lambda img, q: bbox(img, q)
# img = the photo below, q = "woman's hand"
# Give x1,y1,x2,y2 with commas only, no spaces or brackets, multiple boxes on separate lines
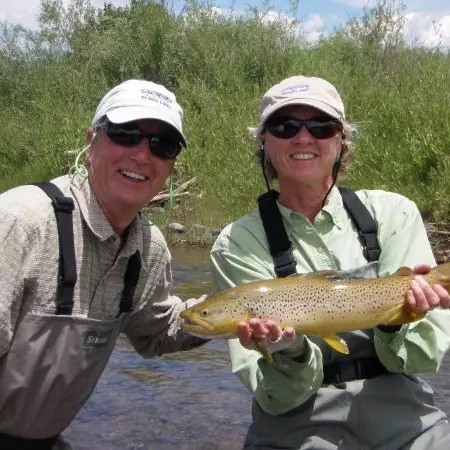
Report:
406,264,450,313
236,318,306,356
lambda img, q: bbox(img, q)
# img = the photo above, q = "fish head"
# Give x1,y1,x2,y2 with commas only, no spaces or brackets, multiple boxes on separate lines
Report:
180,292,250,339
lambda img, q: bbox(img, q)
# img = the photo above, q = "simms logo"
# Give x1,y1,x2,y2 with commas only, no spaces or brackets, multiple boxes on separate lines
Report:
83,330,111,348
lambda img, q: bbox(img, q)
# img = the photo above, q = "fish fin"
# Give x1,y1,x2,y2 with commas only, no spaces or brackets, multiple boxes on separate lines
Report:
328,262,379,280
254,340,274,363
323,335,350,354
381,303,425,326
394,266,414,276
290,270,337,279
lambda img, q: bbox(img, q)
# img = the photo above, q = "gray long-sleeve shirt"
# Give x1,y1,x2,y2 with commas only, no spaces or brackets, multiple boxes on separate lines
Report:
0,174,204,359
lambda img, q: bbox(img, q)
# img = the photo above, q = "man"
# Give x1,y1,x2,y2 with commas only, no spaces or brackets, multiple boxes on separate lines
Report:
0,79,206,449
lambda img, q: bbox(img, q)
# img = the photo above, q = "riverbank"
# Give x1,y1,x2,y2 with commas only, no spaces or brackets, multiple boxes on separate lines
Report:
156,212,450,264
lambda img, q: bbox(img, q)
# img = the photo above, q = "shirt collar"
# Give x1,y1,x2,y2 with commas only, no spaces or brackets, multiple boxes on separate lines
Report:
69,174,146,260
276,185,345,229
321,186,345,229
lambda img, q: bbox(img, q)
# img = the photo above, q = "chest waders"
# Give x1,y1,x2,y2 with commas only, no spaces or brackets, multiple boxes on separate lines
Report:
0,183,141,448
257,187,389,383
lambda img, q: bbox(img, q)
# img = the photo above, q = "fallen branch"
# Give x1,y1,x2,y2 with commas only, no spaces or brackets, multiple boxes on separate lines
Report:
174,177,197,193
429,230,450,236
150,191,190,203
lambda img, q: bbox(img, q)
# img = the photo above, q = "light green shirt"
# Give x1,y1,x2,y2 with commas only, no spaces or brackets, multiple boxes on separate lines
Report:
211,187,450,416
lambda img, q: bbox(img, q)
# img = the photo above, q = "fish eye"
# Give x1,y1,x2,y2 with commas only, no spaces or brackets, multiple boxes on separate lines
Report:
201,309,208,317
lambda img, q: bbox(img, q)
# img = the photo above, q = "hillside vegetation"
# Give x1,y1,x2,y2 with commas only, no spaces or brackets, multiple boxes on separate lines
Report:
1,0,449,229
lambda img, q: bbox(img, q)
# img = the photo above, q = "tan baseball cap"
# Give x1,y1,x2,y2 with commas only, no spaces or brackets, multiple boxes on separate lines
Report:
255,75,345,135
92,79,187,146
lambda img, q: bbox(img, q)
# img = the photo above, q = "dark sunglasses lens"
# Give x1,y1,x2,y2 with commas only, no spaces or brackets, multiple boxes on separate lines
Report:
267,118,341,140
107,128,142,147
307,122,341,139
105,124,182,159
149,137,181,159
267,120,300,139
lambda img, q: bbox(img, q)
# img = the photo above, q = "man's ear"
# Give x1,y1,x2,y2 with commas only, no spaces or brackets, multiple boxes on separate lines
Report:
86,127,96,144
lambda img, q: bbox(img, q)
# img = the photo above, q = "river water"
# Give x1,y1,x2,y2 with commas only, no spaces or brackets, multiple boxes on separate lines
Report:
65,247,450,449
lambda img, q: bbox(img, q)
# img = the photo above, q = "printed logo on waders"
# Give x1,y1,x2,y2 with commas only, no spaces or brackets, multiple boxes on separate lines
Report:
83,330,112,348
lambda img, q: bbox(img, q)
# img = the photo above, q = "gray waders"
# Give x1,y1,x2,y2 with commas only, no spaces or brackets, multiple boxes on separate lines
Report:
0,183,141,449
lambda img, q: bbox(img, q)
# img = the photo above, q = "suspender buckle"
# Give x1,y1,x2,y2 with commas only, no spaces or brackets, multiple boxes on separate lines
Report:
274,249,297,278
360,232,381,261
52,196,75,213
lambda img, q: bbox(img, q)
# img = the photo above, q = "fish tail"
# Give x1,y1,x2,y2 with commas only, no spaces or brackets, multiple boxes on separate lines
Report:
383,303,425,326
432,263,450,292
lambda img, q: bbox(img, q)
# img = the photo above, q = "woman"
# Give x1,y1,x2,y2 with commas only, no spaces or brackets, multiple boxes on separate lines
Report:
210,75,450,449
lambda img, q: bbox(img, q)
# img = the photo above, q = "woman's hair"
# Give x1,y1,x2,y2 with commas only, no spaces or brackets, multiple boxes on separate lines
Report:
255,120,357,184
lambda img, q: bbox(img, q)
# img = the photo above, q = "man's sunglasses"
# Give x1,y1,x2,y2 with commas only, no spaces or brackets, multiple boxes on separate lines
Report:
266,117,342,140
103,122,183,159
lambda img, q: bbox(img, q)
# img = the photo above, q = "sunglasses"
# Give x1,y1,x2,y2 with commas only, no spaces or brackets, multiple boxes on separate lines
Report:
103,122,183,159
266,117,342,140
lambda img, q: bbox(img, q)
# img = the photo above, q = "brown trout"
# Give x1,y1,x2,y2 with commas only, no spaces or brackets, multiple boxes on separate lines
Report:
181,263,450,362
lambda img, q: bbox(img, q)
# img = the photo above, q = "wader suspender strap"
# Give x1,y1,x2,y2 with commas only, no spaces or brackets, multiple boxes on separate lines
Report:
117,251,141,317
257,187,381,278
33,183,141,317
338,187,381,263
33,182,77,315
258,189,297,278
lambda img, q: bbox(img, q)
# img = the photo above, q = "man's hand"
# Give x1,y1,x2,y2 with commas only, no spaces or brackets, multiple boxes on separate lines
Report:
406,264,450,313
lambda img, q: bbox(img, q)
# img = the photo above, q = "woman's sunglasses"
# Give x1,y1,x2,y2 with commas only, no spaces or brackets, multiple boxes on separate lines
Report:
103,122,183,159
266,117,342,140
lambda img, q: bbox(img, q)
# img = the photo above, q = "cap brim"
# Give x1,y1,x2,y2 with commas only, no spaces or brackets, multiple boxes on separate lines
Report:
257,98,342,135
106,107,187,147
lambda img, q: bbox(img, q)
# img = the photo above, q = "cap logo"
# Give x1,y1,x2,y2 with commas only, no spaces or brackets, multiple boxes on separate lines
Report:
281,84,309,95
140,88,173,110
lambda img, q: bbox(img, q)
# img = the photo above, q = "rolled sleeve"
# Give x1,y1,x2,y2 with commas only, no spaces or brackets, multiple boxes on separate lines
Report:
124,239,206,357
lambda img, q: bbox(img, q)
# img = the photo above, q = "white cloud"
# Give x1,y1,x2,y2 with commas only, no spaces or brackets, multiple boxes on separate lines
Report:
0,0,41,28
404,12,450,49
0,0,126,29
259,9,296,27
302,14,325,43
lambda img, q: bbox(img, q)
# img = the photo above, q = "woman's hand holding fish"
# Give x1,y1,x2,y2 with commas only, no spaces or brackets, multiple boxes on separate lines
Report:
237,319,307,357
407,264,450,312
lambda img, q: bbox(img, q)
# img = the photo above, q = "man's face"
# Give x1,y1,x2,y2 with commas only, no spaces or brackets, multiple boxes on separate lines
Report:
86,119,180,227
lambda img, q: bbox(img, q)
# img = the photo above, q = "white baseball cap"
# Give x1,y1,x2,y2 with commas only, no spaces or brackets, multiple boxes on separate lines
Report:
255,75,345,135
92,79,187,146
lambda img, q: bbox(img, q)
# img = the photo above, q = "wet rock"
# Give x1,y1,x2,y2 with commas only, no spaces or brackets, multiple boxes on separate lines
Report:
169,222,186,233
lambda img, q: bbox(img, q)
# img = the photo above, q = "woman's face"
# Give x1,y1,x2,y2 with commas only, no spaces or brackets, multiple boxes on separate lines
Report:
263,105,342,188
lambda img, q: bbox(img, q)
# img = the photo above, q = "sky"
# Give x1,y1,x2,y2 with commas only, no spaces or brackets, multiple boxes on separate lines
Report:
1,0,450,49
